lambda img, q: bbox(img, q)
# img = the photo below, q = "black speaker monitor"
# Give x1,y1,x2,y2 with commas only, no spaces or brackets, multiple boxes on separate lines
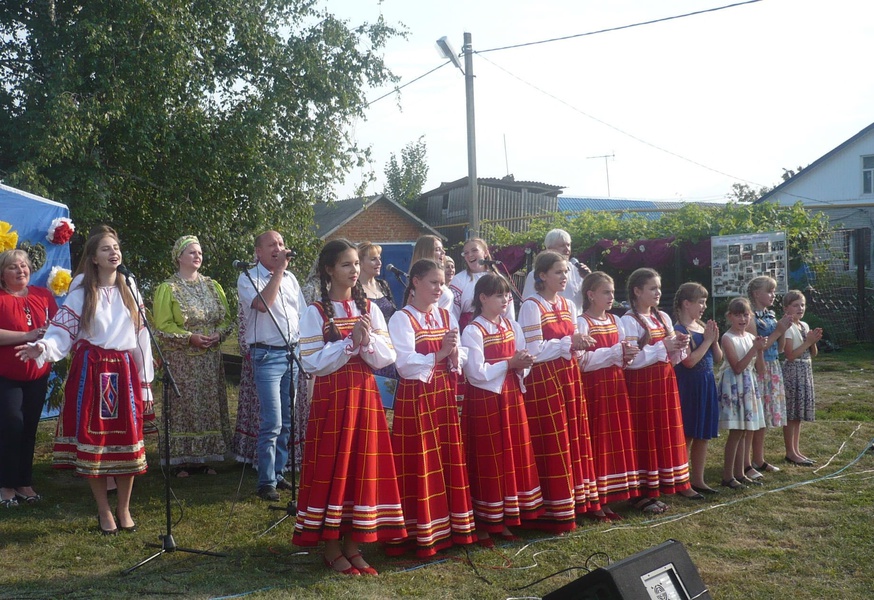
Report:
543,539,711,600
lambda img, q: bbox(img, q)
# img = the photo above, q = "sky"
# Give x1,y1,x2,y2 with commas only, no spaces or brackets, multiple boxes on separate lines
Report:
326,0,874,203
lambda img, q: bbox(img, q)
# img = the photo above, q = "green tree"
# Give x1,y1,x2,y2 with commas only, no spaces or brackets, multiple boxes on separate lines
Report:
727,182,773,204
1,0,402,294
383,136,429,206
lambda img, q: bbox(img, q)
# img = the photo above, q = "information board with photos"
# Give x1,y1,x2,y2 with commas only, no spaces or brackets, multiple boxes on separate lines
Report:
710,231,788,297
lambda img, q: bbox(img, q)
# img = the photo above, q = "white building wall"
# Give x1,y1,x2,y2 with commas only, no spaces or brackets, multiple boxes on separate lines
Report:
769,133,874,206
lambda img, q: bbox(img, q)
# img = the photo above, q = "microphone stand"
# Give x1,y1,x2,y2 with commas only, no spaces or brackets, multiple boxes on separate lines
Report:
123,270,224,575
488,261,523,304
389,269,408,288
237,264,308,537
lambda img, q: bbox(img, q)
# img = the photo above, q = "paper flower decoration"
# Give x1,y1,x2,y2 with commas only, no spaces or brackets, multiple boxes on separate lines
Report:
47,266,73,296
46,217,75,245
0,221,18,252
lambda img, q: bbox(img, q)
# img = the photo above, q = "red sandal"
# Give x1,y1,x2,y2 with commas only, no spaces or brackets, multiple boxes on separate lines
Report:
345,552,378,576
324,554,360,576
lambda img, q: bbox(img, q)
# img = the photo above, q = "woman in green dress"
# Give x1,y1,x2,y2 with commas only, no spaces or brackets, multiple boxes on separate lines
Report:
153,235,234,477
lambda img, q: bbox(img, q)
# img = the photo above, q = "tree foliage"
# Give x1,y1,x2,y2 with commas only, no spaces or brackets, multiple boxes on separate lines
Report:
383,136,429,206
1,0,402,294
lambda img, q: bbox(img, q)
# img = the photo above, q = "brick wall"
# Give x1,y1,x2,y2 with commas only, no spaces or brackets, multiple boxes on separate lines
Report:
326,198,433,243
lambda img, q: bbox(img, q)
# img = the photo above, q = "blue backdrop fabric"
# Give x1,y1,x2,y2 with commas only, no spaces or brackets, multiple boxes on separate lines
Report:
0,183,72,419
0,183,73,288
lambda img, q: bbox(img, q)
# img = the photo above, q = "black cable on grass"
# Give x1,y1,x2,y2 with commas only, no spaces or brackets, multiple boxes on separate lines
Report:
507,551,612,591
508,566,588,591
462,545,494,586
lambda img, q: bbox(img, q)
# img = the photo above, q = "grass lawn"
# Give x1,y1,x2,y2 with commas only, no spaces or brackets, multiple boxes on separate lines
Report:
2,344,872,599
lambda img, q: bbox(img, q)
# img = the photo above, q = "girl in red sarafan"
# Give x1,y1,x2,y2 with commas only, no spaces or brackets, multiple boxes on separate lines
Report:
386,258,475,558
461,273,543,546
577,272,641,521
16,230,153,535
517,251,600,532
621,268,700,515
294,239,405,576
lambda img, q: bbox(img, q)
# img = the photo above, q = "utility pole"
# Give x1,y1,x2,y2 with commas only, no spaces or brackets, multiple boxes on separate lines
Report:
463,32,479,238
437,32,479,239
587,152,615,197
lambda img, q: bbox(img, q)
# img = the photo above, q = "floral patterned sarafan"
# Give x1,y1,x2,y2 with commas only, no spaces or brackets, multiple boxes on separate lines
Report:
46,217,75,245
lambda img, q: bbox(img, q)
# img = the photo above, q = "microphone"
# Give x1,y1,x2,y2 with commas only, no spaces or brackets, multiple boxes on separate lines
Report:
285,250,297,260
478,259,502,267
385,264,408,278
232,259,256,270
569,257,591,275
117,264,134,279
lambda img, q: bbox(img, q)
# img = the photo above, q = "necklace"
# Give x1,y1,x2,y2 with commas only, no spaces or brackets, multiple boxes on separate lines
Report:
361,279,382,298
23,305,33,327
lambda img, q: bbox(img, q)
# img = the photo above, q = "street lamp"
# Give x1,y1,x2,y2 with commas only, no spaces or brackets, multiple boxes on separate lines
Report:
437,33,479,239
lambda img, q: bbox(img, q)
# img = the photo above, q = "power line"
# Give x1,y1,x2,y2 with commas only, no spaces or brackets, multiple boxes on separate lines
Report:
363,1,764,109
476,52,768,188
364,60,450,108
478,0,764,54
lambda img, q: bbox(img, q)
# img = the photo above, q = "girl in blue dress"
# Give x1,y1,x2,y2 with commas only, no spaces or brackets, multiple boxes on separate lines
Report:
673,283,723,494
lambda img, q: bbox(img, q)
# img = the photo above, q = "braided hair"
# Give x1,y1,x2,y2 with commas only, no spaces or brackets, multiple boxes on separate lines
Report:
747,275,776,308
403,259,442,307
626,267,668,347
317,239,368,342
673,282,708,328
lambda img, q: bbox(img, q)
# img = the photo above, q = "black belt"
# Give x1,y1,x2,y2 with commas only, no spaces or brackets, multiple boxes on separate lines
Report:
252,343,289,351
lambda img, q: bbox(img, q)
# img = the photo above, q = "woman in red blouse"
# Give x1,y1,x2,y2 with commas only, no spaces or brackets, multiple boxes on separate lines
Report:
0,250,58,507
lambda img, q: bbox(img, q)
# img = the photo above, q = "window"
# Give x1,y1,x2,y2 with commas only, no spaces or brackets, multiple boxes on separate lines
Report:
864,155,874,194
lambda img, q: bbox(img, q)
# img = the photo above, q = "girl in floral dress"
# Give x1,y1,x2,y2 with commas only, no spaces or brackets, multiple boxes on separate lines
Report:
717,297,767,490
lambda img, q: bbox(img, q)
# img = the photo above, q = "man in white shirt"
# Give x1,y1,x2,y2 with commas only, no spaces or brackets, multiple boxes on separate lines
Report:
521,228,590,315
237,231,306,501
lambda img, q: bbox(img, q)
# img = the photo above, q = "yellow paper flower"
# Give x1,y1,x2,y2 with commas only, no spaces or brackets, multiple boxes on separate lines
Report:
0,221,18,252
48,266,73,296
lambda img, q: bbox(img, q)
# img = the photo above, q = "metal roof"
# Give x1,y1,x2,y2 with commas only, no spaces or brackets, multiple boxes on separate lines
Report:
558,197,727,220
421,175,564,197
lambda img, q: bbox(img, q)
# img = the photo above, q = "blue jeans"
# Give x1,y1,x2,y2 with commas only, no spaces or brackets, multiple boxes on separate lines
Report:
252,347,295,489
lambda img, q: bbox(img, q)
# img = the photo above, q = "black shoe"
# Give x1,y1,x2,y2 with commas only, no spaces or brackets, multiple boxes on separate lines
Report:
691,485,720,495
14,490,42,504
116,513,137,533
97,515,118,536
720,478,745,490
257,485,280,501
275,479,294,492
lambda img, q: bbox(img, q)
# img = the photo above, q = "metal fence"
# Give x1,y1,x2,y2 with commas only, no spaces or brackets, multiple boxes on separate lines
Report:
806,228,872,345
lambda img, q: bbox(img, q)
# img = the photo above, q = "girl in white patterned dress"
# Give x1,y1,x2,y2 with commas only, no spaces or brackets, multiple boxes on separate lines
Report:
717,297,766,490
